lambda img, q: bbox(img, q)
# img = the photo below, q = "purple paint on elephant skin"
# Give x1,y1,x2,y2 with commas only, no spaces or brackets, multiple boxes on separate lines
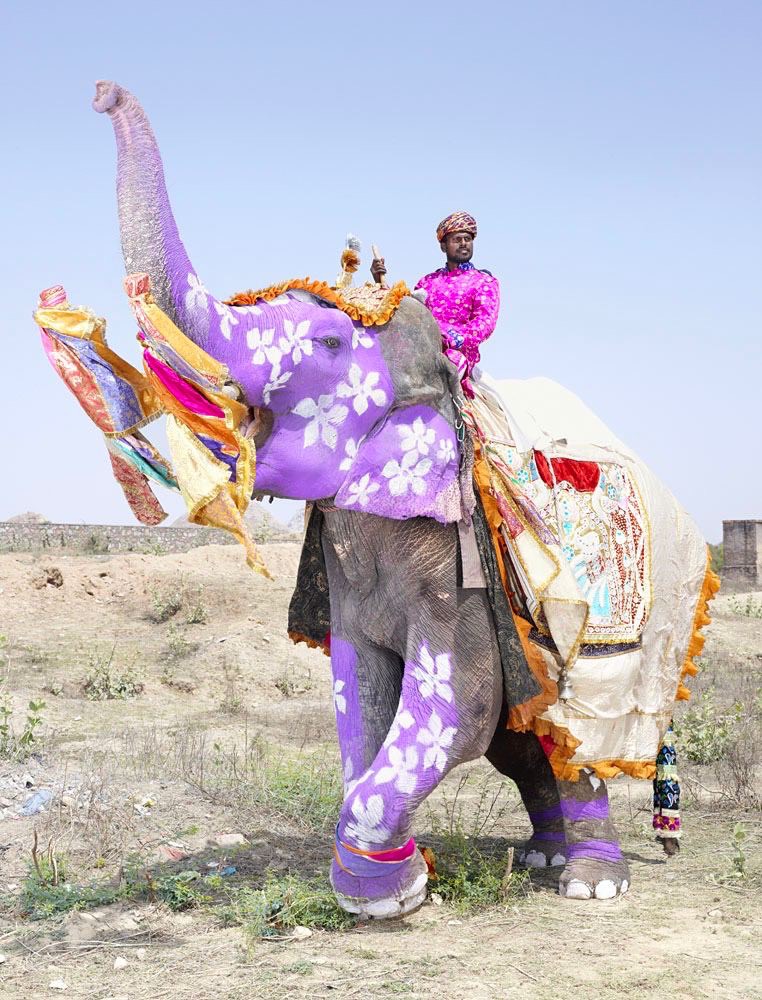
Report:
566,840,624,863
254,318,395,501
560,797,610,822
334,406,460,522
526,831,566,842
329,636,366,793
336,642,459,856
529,803,564,824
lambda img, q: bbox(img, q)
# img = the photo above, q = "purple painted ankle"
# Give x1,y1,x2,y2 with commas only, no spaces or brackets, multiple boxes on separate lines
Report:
566,840,623,863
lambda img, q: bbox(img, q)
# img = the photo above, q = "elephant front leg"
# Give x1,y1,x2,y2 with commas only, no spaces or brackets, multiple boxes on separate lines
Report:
557,770,631,899
331,594,503,918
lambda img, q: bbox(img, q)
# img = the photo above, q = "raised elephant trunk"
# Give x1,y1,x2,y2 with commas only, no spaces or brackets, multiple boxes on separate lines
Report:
92,80,242,353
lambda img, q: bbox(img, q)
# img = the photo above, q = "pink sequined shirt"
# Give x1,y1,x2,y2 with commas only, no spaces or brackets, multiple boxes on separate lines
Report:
414,263,500,373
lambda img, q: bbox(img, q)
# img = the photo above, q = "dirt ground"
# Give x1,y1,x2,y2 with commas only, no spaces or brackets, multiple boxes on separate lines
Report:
0,544,760,1000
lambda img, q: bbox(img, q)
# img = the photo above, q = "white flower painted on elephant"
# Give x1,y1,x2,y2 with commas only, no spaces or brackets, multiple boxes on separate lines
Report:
343,756,358,794
399,418,436,457
417,709,456,773
351,326,374,350
382,450,433,497
262,369,292,404
336,364,388,415
278,319,313,365
412,645,453,703
246,327,281,368
437,438,456,463
344,474,380,508
185,273,209,313
333,679,347,715
344,793,391,850
293,394,349,450
213,300,239,341
374,745,419,795
383,708,415,748
339,437,359,472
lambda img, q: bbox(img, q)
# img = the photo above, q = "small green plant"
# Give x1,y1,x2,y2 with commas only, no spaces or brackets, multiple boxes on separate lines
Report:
152,869,212,911
219,871,356,938
83,648,144,701
166,624,199,660
274,664,313,698
729,594,762,618
219,658,244,714
149,579,207,624
150,585,184,623
429,830,529,914
674,689,738,764
184,597,208,625
0,697,47,760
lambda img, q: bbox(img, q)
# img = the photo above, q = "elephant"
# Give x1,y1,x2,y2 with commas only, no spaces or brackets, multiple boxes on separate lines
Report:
69,81,711,919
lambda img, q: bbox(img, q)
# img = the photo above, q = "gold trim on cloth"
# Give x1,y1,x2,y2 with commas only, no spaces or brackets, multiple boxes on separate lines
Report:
34,303,162,434
226,277,411,327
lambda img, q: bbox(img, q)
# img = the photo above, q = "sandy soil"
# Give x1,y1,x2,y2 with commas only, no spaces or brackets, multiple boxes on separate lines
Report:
0,545,760,1000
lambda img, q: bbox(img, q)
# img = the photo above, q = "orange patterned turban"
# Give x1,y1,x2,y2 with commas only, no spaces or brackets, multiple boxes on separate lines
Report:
436,211,477,242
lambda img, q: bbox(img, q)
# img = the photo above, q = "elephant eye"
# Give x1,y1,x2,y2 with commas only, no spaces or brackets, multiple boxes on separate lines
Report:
320,336,341,349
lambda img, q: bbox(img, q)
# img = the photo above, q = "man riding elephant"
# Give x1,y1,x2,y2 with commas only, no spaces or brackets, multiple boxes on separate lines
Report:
371,212,500,396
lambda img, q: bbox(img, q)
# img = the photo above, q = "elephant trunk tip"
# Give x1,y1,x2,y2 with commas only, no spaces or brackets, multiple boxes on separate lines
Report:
92,80,122,114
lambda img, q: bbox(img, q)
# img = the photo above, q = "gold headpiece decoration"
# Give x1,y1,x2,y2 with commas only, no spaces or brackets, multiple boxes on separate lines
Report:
336,233,361,289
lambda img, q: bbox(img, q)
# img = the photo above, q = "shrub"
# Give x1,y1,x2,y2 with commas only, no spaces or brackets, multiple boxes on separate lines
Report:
219,871,356,938
83,648,144,701
425,830,529,914
729,594,762,619
675,689,738,764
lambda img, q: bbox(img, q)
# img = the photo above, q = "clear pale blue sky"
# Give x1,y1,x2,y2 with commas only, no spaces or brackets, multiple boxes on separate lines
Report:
1,1,760,541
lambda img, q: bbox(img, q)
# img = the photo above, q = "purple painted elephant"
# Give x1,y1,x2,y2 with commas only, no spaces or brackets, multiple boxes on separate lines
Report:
93,81,633,917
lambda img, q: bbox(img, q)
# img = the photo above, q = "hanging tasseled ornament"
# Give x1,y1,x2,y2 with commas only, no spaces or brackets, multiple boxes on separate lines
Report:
335,234,361,289
653,722,681,855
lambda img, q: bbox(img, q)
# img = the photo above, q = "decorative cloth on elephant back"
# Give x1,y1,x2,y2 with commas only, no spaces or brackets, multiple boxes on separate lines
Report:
467,373,719,782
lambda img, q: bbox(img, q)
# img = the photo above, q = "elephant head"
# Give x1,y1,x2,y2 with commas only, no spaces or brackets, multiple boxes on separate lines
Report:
94,81,465,520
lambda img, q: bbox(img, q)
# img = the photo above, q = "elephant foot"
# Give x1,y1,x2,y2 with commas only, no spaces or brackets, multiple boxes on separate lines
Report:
558,852,631,900
518,835,567,868
330,842,429,920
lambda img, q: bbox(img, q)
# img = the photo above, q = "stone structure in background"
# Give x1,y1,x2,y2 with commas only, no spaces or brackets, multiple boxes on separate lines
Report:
722,519,762,590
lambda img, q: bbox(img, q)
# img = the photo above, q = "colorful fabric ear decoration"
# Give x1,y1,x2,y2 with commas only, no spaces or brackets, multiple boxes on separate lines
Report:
34,278,271,577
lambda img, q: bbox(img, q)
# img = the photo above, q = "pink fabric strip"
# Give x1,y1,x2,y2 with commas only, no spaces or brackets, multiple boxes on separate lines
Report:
144,350,224,418
342,837,417,864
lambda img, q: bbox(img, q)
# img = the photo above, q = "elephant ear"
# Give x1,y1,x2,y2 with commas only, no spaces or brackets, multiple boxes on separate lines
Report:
333,404,461,522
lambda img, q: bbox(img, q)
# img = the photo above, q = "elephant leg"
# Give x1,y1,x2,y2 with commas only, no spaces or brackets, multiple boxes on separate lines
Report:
557,770,631,899
485,724,568,868
329,632,403,793
330,589,503,919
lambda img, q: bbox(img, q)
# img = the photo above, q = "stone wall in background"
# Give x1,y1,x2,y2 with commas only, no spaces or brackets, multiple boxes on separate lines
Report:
0,521,298,555
722,519,762,590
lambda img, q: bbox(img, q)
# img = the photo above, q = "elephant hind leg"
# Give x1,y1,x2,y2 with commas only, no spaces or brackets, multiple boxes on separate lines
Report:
557,770,631,900
485,720,568,868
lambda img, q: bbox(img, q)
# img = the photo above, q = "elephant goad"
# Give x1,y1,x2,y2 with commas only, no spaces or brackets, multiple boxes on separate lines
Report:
34,81,718,919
